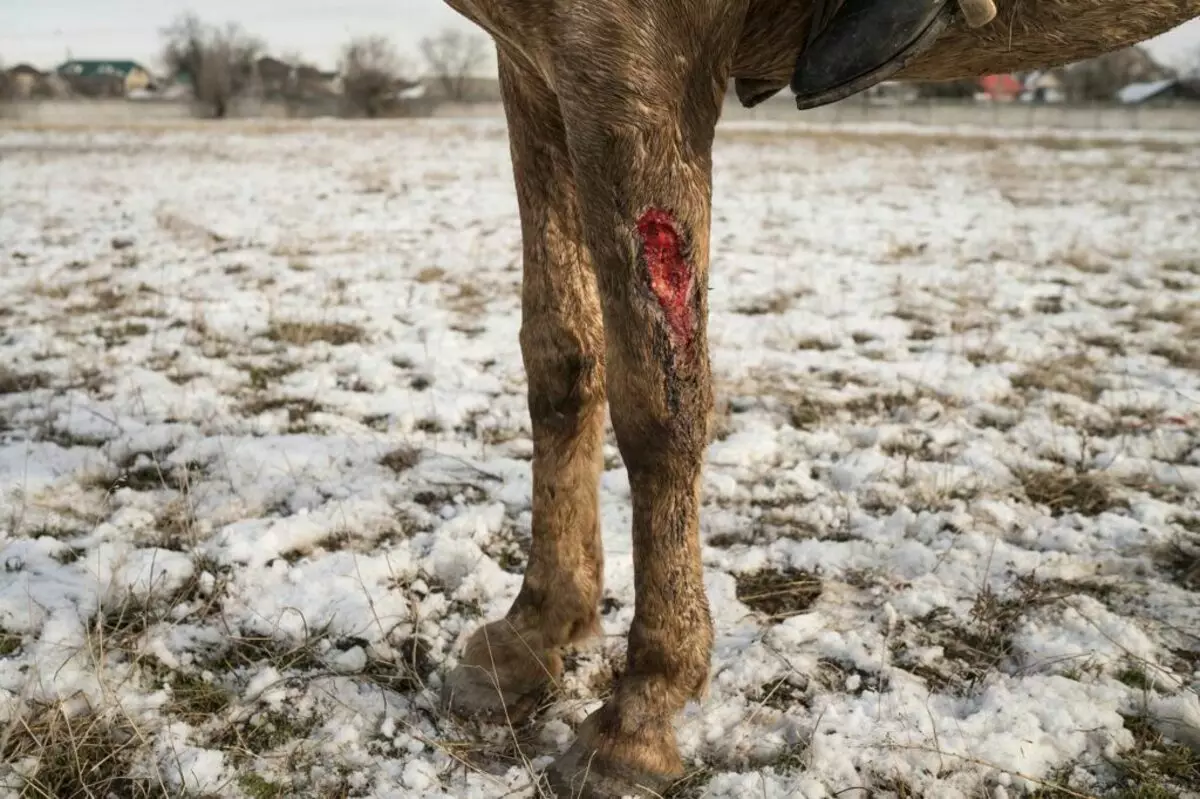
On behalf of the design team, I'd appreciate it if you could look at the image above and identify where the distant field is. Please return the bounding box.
[1,120,1197,798]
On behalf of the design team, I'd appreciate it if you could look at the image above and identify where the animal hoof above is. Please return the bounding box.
[440,662,548,725]
[791,0,956,109]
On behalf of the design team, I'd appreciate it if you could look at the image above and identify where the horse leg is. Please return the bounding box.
[442,47,606,725]
[544,2,743,794]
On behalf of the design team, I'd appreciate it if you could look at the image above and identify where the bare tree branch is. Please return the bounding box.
[340,36,415,118]
[1059,45,1174,102]
[0,59,12,105]
[161,13,263,118]
[419,28,488,102]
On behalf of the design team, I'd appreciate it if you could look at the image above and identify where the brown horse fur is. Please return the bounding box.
[436,0,1200,796]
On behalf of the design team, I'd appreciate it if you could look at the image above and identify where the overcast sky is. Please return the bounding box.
[0,0,479,72]
[2,2,1199,75]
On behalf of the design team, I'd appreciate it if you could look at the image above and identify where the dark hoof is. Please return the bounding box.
[440,662,549,726]
[545,738,677,799]
[791,0,956,109]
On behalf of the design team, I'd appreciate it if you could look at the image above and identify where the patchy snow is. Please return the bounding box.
[0,118,1197,798]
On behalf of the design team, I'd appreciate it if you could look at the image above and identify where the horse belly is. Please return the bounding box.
[897,0,1200,79]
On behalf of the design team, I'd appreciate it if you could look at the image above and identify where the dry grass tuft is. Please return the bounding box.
[1,701,164,798]
[1161,259,1200,276]
[266,320,365,347]
[380,446,422,474]
[787,394,836,429]
[1079,333,1126,356]
[242,361,301,391]
[1011,354,1102,403]
[0,367,51,395]
[1154,536,1200,592]
[445,282,487,316]
[733,293,796,316]
[1111,713,1200,798]
[735,567,822,620]
[0,629,21,656]
[239,396,323,431]
[1060,247,1112,274]
[1137,303,1195,326]
[415,267,445,283]
[885,240,928,261]
[894,578,1059,694]
[1149,343,1200,371]
[1016,467,1125,517]
[795,336,841,352]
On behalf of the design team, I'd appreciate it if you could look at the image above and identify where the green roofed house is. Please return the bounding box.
[55,60,155,96]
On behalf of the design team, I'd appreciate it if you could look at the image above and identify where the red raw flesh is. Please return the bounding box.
[636,208,693,348]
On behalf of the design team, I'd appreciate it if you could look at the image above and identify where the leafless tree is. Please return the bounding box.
[340,36,415,117]
[0,61,12,105]
[1060,45,1174,102]
[419,28,488,102]
[161,13,264,118]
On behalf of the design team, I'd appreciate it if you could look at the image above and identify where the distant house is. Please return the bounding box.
[255,56,293,95]
[979,74,1023,101]
[254,57,342,99]
[5,64,45,97]
[295,65,341,95]
[1021,70,1066,103]
[55,59,155,96]
[1117,77,1200,105]
[1059,46,1174,102]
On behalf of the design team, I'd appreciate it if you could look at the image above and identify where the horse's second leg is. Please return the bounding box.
[442,49,606,723]
[545,3,740,794]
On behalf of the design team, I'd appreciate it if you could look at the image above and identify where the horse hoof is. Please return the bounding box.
[544,738,677,799]
[440,662,548,725]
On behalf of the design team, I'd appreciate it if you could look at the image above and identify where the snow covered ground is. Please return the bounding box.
[1,118,1198,799]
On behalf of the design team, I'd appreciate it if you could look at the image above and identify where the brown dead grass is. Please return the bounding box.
[0,367,50,395]
[1149,343,1200,371]
[733,292,805,316]
[1161,259,1200,276]
[1016,467,1125,517]
[266,320,365,347]
[787,394,836,429]
[795,336,840,352]
[445,282,487,315]
[1155,536,1200,592]
[1011,354,1103,403]
[239,396,323,432]
[1110,713,1200,798]
[380,446,422,474]
[1079,333,1126,356]
[735,567,822,620]
[894,577,1089,695]
[1,701,166,798]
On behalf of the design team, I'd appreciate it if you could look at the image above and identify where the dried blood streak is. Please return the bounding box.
[636,209,694,348]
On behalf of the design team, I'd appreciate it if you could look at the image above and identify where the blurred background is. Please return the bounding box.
[2,5,1200,130]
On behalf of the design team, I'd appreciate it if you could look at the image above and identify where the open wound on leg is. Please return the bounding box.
[636,209,695,349]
